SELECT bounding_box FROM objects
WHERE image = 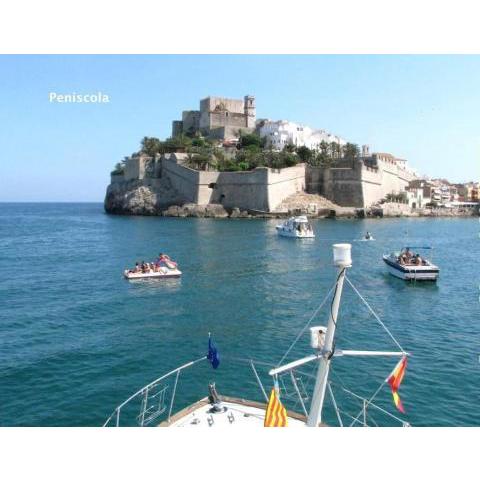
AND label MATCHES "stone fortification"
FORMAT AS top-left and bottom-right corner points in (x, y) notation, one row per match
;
(172, 95), (255, 139)
(306, 156), (416, 208)
(105, 153), (306, 216)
